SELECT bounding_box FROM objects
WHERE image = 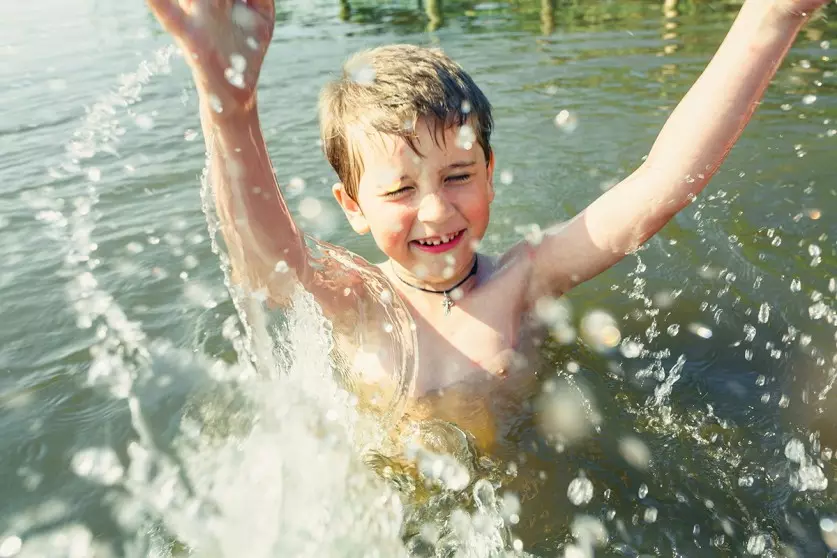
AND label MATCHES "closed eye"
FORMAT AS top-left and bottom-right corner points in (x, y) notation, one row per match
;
(446, 173), (472, 184)
(382, 186), (413, 198)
